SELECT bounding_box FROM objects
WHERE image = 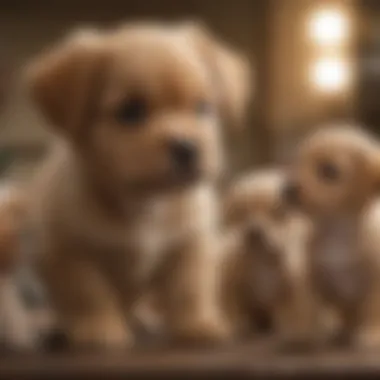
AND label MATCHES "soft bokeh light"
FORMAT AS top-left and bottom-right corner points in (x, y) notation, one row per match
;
(308, 8), (349, 45)
(310, 58), (351, 94)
